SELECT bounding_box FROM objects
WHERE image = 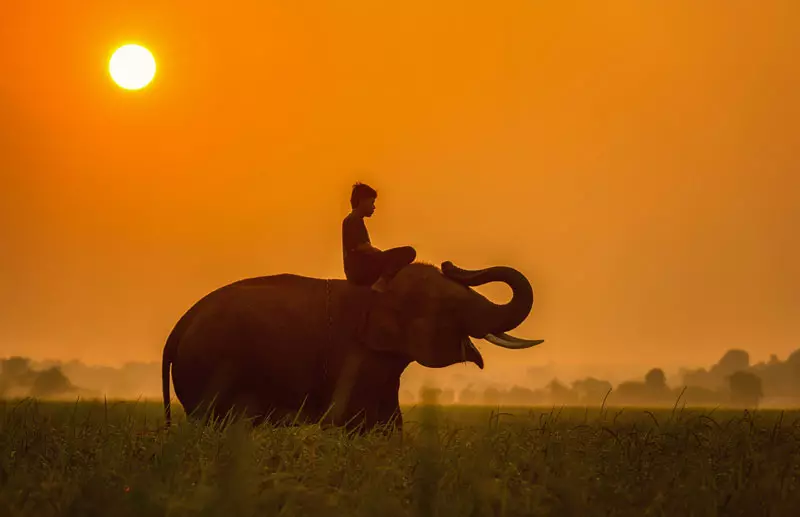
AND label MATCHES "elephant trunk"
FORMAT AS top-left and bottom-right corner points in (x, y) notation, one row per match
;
(442, 261), (544, 350)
